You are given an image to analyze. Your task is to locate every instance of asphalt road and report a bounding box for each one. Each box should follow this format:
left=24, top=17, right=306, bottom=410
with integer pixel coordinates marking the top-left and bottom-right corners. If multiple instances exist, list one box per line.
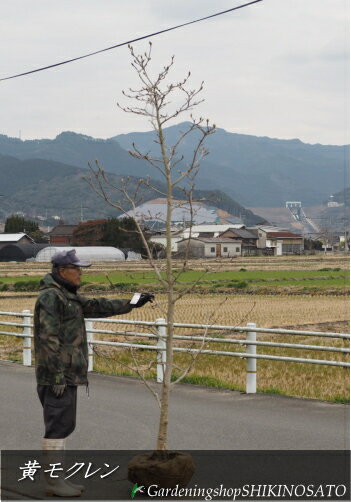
left=0, top=360, right=349, bottom=450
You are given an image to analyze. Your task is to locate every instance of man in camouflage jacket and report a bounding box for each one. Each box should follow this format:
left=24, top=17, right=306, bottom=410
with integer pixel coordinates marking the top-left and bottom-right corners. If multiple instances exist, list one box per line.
left=34, top=272, right=135, bottom=387
left=34, top=249, right=153, bottom=497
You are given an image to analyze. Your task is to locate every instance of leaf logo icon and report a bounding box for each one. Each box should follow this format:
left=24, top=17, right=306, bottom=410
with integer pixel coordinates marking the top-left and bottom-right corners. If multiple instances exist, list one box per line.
left=131, top=483, right=144, bottom=498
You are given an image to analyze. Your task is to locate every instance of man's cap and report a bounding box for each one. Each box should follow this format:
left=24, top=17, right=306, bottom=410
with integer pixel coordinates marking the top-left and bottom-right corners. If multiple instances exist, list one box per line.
left=51, top=249, right=91, bottom=268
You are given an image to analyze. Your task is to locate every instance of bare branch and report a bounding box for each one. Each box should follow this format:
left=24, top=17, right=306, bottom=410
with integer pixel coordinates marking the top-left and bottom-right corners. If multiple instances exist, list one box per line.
left=92, top=345, right=161, bottom=407
left=129, top=346, right=162, bottom=408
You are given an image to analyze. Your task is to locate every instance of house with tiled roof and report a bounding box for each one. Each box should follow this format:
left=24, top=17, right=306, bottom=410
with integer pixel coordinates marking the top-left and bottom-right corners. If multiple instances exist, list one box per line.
left=48, top=224, right=78, bottom=245
left=219, top=227, right=258, bottom=255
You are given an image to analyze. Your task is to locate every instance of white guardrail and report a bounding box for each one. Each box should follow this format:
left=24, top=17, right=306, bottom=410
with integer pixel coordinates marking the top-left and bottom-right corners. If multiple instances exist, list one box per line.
left=0, top=310, right=349, bottom=394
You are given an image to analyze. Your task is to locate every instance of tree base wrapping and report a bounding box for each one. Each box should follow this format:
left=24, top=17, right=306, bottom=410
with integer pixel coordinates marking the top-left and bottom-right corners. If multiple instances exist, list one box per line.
left=128, top=450, right=195, bottom=489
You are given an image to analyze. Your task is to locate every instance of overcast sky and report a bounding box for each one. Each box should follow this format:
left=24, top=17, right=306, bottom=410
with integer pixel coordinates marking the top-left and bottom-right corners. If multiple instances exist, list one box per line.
left=1, top=0, right=349, bottom=145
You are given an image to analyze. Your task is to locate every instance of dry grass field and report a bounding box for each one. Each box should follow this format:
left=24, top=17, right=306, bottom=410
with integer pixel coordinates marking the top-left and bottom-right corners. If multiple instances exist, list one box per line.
left=0, top=293, right=348, bottom=329
left=0, top=255, right=349, bottom=402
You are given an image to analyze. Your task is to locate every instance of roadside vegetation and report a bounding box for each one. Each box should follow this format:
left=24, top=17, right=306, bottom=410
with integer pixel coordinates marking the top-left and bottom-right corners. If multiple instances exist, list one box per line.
left=93, top=340, right=349, bottom=403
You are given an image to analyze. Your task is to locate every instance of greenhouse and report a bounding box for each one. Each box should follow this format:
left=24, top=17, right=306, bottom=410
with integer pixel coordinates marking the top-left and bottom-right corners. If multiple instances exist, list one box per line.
left=35, top=246, right=126, bottom=262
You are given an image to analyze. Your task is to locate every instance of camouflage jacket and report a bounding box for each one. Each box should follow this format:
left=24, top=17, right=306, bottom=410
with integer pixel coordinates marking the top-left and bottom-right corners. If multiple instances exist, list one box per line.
left=34, top=273, right=133, bottom=386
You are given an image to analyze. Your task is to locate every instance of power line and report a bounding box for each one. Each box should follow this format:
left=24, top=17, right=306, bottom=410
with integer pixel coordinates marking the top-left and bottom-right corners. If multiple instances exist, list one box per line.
left=0, top=0, right=263, bottom=82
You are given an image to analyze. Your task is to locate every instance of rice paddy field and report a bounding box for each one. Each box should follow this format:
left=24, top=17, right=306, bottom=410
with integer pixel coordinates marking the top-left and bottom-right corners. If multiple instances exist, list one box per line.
left=0, top=255, right=349, bottom=402
left=0, top=254, right=349, bottom=295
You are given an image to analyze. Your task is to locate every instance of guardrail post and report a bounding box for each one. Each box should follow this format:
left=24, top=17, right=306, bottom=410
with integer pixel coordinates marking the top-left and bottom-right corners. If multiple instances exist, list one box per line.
left=86, top=320, right=94, bottom=372
left=156, top=318, right=167, bottom=383
left=22, top=309, right=32, bottom=366
left=246, top=322, right=257, bottom=393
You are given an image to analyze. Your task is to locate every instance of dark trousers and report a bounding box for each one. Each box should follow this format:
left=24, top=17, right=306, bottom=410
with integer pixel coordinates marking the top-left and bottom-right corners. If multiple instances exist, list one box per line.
left=37, top=385, right=77, bottom=439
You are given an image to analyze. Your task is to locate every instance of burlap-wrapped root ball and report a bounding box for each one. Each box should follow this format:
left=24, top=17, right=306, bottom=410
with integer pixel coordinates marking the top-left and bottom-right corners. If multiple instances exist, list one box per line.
left=128, top=451, right=195, bottom=489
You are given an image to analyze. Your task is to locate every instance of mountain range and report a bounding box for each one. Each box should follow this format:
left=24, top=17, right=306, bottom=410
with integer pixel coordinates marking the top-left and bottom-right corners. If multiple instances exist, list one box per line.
left=113, top=124, right=349, bottom=207
left=0, top=154, right=263, bottom=226
left=0, top=123, right=348, bottom=208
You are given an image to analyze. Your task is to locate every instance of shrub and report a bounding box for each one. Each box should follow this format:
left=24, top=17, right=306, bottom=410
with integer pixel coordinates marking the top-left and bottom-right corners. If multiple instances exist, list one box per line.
left=235, top=281, right=248, bottom=289
left=83, top=284, right=109, bottom=291
left=334, top=395, right=350, bottom=404
left=13, top=280, right=40, bottom=291
left=113, top=282, right=135, bottom=289
left=227, top=281, right=247, bottom=289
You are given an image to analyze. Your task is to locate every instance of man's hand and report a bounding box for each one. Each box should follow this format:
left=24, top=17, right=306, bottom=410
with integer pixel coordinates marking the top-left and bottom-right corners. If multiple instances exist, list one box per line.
left=51, top=384, right=66, bottom=397
left=130, top=293, right=155, bottom=308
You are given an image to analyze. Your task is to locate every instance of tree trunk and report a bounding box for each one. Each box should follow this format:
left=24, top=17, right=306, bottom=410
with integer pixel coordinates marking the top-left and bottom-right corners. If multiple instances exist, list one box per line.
left=156, top=117, right=174, bottom=451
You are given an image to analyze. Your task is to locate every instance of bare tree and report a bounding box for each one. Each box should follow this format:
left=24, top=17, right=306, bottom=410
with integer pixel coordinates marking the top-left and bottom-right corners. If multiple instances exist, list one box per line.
left=85, top=43, right=216, bottom=451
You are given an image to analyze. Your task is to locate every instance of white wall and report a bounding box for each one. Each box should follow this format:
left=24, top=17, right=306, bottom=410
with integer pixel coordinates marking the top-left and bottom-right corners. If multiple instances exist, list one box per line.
left=276, top=241, right=283, bottom=256
left=204, top=242, right=241, bottom=258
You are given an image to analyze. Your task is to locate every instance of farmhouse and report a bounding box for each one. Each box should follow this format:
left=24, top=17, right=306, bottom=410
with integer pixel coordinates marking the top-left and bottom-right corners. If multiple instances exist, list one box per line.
left=149, top=224, right=245, bottom=254
left=267, top=231, right=304, bottom=255
left=219, top=227, right=258, bottom=255
left=177, top=237, right=242, bottom=258
left=0, top=233, right=34, bottom=250
left=251, top=226, right=304, bottom=255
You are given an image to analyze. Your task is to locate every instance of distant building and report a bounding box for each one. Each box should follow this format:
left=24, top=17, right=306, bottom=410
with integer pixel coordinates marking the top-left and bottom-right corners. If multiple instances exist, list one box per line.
left=177, top=237, right=242, bottom=258
left=48, top=224, right=78, bottom=245
left=151, top=223, right=304, bottom=257
left=149, top=223, right=245, bottom=254
left=247, top=226, right=303, bottom=255
left=0, top=233, right=34, bottom=250
left=266, top=231, right=304, bottom=255
left=182, top=224, right=244, bottom=239
left=219, top=228, right=258, bottom=256
left=327, top=195, right=344, bottom=208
